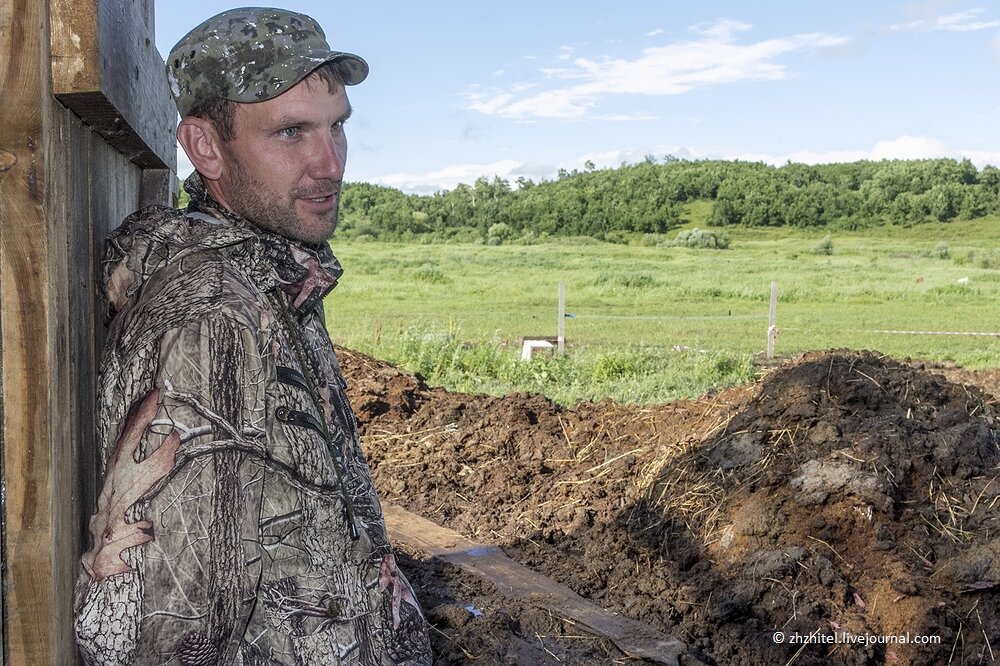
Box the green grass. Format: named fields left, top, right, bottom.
left=324, top=214, right=1000, bottom=405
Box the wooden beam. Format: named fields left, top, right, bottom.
left=0, top=0, right=57, bottom=660
left=383, top=504, right=687, bottom=666
left=50, top=0, right=175, bottom=171
left=2, top=0, right=171, bottom=662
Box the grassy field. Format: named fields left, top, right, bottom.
left=324, top=212, right=1000, bottom=405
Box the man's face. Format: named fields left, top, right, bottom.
left=217, top=73, right=351, bottom=244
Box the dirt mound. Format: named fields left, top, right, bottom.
left=339, top=347, right=1000, bottom=665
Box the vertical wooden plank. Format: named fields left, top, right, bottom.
left=62, top=108, right=97, bottom=589
left=47, top=85, right=145, bottom=666
left=0, top=0, right=56, bottom=663
left=77, top=107, right=143, bottom=560
left=44, top=100, right=77, bottom=666
left=141, top=168, right=176, bottom=208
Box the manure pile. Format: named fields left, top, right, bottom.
left=340, top=348, right=1000, bottom=665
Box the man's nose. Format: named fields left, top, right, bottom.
left=310, top=133, right=346, bottom=180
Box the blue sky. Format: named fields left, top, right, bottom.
left=156, top=2, right=1000, bottom=194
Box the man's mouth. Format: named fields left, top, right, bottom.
left=298, top=192, right=338, bottom=214
left=296, top=183, right=340, bottom=210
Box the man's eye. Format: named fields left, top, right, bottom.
left=278, top=127, right=300, bottom=138
left=332, top=120, right=345, bottom=131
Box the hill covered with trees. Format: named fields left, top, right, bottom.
left=335, top=157, right=1000, bottom=243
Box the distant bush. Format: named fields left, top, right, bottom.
left=953, top=249, right=1000, bottom=269
left=486, top=222, right=514, bottom=244
left=813, top=235, right=834, bottom=255
left=594, top=273, right=657, bottom=290
left=980, top=252, right=1000, bottom=270
left=512, top=230, right=541, bottom=245
left=413, top=263, right=451, bottom=284
left=602, top=230, right=631, bottom=245
left=669, top=227, right=730, bottom=249
left=953, top=249, right=975, bottom=266
left=560, top=236, right=603, bottom=245
left=590, top=350, right=650, bottom=382
left=932, top=241, right=950, bottom=259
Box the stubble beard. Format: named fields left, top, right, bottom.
left=223, top=158, right=340, bottom=245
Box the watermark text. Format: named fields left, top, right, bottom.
left=772, top=630, right=941, bottom=647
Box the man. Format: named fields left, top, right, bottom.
left=73, top=8, right=431, bottom=664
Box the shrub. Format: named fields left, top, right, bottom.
left=602, top=230, right=631, bottom=245
left=616, top=273, right=656, bottom=289
left=669, top=227, right=730, bottom=249
left=932, top=241, right=950, bottom=260
left=512, top=230, right=541, bottom=245
left=953, top=249, right=975, bottom=266
left=486, top=222, right=514, bottom=244
left=413, top=263, right=451, bottom=284
left=980, top=252, right=1000, bottom=270
left=813, top=235, right=834, bottom=255
left=592, top=273, right=657, bottom=290
left=590, top=350, right=649, bottom=382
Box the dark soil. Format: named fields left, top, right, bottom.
left=341, top=347, right=1000, bottom=665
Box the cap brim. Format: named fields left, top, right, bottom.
left=325, top=52, right=369, bottom=86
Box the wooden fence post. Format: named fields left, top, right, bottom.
left=767, top=281, right=778, bottom=360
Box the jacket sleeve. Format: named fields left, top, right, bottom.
left=75, top=313, right=269, bottom=665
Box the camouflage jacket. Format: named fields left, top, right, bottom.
left=74, top=174, right=431, bottom=665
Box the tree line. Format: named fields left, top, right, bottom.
left=255, top=157, right=1000, bottom=242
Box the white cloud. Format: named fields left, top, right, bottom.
left=464, top=19, right=847, bottom=120
left=691, top=135, right=1000, bottom=168
left=464, top=91, right=517, bottom=115
left=645, top=28, right=665, bottom=37
left=952, top=148, right=1000, bottom=167
left=690, top=19, right=752, bottom=40
left=890, top=8, right=1000, bottom=32
left=688, top=135, right=966, bottom=166
left=593, top=113, right=659, bottom=122
left=557, top=45, right=576, bottom=61
left=869, top=135, right=951, bottom=160
left=372, top=159, right=534, bottom=194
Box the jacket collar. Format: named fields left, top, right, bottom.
left=184, top=172, right=343, bottom=314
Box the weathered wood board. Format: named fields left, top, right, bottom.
left=383, top=504, right=687, bottom=666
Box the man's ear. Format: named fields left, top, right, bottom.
left=177, top=117, right=225, bottom=181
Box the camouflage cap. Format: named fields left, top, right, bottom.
left=166, top=7, right=368, bottom=118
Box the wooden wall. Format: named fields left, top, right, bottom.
left=0, top=0, right=174, bottom=661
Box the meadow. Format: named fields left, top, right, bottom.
left=324, top=213, right=1000, bottom=405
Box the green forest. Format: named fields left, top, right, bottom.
left=333, top=157, right=1000, bottom=243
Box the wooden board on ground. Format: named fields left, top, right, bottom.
left=383, top=504, right=686, bottom=666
